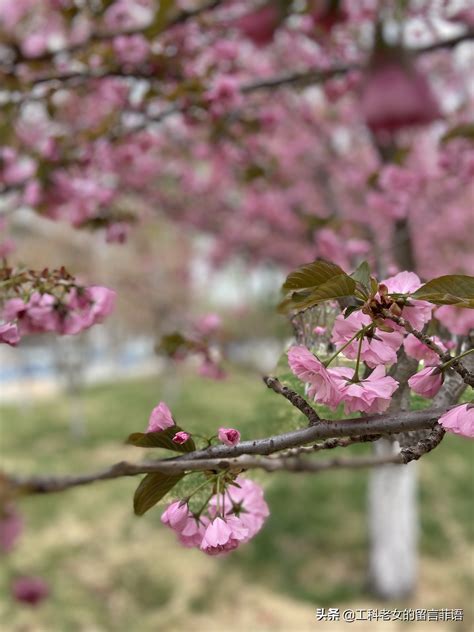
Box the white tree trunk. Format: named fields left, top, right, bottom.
left=368, top=438, right=418, bottom=599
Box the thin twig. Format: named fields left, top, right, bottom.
left=383, top=311, right=474, bottom=387
left=8, top=452, right=406, bottom=495
left=3, top=404, right=448, bottom=496
left=263, top=375, right=320, bottom=424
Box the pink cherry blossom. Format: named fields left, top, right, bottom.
left=408, top=366, right=444, bottom=398
left=200, top=516, right=248, bottom=556
left=172, top=431, right=190, bottom=445
left=403, top=334, right=447, bottom=365
left=436, top=305, right=474, bottom=336
left=218, top=427, right=240, bottom=446
left=222, top=477, right=270, bottom=542
left=86, top=286, right=116, bottom=324
left=160, top=501, right=189, bottom=532
left=338, top=365, right=399, bottom=415
left=382, top=272, right=433, bottom=330
left=0, top=322, right=20, bottom=346
left=177, top=516, right=207, bottom=548
left=147, top=402, right=175, bottom=433
left=288, top=345, right=341, bottom=406
left=332, top=311, right=403, bottom=368
left=438, top=404, right=474, bottom=439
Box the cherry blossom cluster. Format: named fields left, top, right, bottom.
left=287, top=270, right=474, bottom=437
left=0, top=265, right=116, bottom=346
left=161, top=475, right=269, bottom=556
left=138, top=400, right=267, bottom=555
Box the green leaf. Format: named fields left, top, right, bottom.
left=126, top=426, right=196, bottom=453
left=412, top=275, right=474, bottom=308
left=344, top=305, right=361, bottom=319
left=133, top=472, right=184, bottom=516
left=441, top=123, right=474, bottom=144
left=144, top=0, right=174, bottom=37
left=351, top=261, right=371, bottom=292
left=279, top=270, right=356, bottom=314
left=282, top=260, right=346, bottom=292
left=156, top=332, right=198, bottom=357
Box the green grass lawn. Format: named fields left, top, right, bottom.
left=1, top=369, right=473, bottom=631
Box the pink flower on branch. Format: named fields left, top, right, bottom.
left=408, top=366, right=444, bottom=398
left=436, top=305, right=474, bottom=336
left=0, top=322, right=20, bottom=346
left=381, top=272, right=433, bottom=331
left=438, top=404, right=474, bottom=439
left=147, top=402, right=175, bottom=433
left=200, top=516, right=248, bottom=556
left=403, top=334, right=447, bottom=365
left=172, top=431, right=190, bottom=445
left=161, top=501, right=189, bottom=531
left=287, top=345, right=341, bottom=407
left=217, top=477, right=270, bottom=542
left=160, top=477, right=269, bottom=554
left=2, top=284, right=116, bottom=339
left=335, top=365, right=399, bottom=415
left=218, top=427, right=240, bottom=446
left=332, top=311, right=403, bottom=368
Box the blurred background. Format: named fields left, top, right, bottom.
left=1, top=0, right=474, bottom=630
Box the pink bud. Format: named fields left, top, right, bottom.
left=0, top=322, right=20, bottom=346
left=218, top=427, right=240, bottom=446
left=161, top=501, right=189, bottom=531
left=172, top=431, right=190, bottom=445
left=408, top=366, right=443, bottom=398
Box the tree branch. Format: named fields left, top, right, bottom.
left=383, top=312, right=474, bottom=387
left=263, top=375, right=320, bottom=424
left=4, top=403, right=449, bottom=496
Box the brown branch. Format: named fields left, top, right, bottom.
left=263, top=375, right=320, bottom=424
left=277, top=433, right=382, bottom=457
left=8, top=453, right=407, bottom=495
left=400, top=424, right=446, bottom=464
left=3, top=402, right=449, bottom=497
